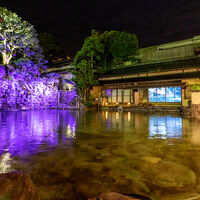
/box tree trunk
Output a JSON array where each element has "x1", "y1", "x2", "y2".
[
  {"x1": 84, "y1": 90, "x2": 86, "y2": 103},
  {"x1": 84, "y1": 88, "x2": 90, "y2": 102},
  {"x1": 91, "y1": 54, "x2": 93, "y2": 69},
  {"x1": 2, "y1": 52, "x2": 7, "y2": 65},
  {"x1": 2, "y1": 52, "x2": 12, "y2": 66},
  {"x1": 105, "y1": 57, "x2": 107, "y2": 71},
  {"x1": 2, "y1": 52, "x2": 9, "y2": 78}
]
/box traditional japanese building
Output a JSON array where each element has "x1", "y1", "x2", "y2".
[{"x1": 91, "y1": 35, "x2": 200, "y2": 116}]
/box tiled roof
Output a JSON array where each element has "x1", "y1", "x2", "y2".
[{"x1": 100, "y1": 56, "x2": 200, "y2": 78}]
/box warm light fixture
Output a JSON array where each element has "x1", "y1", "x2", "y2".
[
  {"x1": 116, "y1": 102, "x2": 119, "y2": 105},
  {"x1": 106, "y1": 102, "x2": 108, "y2": 105}
]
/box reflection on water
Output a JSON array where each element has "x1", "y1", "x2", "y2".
[
  {"x1": 0, "y1": 150, "x2": 12, "y2": 173},
  {"x1": 101, "y1": 111, "x2": 183, "y2": 139},
  {"x1": 1, "y1": 110, "x2": 200, "y2": 200},
  {"x1": 0, "y1": 110, "x2": 77, "y2": 156},
  {"x1": 149, "y1": 116, "x2": 182, "y2": 139}
]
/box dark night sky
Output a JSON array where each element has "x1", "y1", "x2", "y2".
[{"x1": 1, "y1": 0, "x2": 200, "y2": 56}]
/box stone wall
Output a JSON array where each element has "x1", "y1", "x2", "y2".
[
  {"x1": 191, "y1": 104, "x2": 200, "y2": 120},
  {"x1": 0, "y1": 79, "x2": 58, "y2": 110},
  {"x1": 0, "y1": 78, "x2": 77, "y2": 110},
  {"x1": 190, "y1": 90, "x2": 200, "y2": 119}
]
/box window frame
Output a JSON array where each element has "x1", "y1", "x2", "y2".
[{"x1": 148, "y1": 86, "x2": 182, "y2": 103}]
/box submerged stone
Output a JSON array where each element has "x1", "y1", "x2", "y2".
[
  {"x1": 141, "y1": 161, "x2": 196, "y2": 189},
  {"x1": 88, "y1": 192, "x2": 145, "y2": 200},
  {"x1": 142, "y1": 157, "x2": 161, "y2": 164},
  {"x1": 0, "y1": 151, "x2": 13, "y2": 173},
  {"x1": 0, "y1": 171, "x2": 39, "y2": 200}
]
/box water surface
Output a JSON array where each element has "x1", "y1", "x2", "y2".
[{"x1": 0, "y1": 110, "x2": 200, "y2": 200}]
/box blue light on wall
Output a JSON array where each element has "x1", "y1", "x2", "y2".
[{"x1": 149, "y1": 87, "x2": 181, "y2": 103}]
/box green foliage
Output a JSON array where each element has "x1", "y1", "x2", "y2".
[
  {"x1": 189, "y1": 83, "x2": 200, "y2": 91},
  {"x1": 99, "y1": 30, "x2": 138, "y2": 70},
  {"x1": 98, "y1": 30, "x2": 115, "y2": 70},
  {"x1": 84, "y1": 94, "x2": 95, "y2": 108},
  {"x1": 73, "y1": 30, "x2": 138, "y2": 102},
  {"x1": 72, "y1": 31, "x2": 104, "y2": 100},
  {"x1": 0, "y1": 7, "x2": 44, "y2": 67},
  {"x1": 109, "y1": 31, "x2": 138, "y2": 59}
]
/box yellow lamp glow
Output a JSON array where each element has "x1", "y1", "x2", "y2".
[
  {"x1": 116, "y1": 112, "x2": 119, "y2": 120},
  {"x1": 128, "y1": 112, "x2": 131, "y2": 121}
]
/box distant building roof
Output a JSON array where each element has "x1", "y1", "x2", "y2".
[
  {"x1": 99, "y1": 35, "x2": 200, "y2": 84},
  {"x1": 136, "y1": 35, "x2": 200, "y2": 63}
]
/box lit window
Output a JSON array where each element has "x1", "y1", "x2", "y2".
[
  {"x1": 149, "y1": 87, "x2": 181, "y2": 103},
  {"x1": 107, "y1": 89, "x2": 112, "y2": 102},
  {"x1": 112, "y1": 89, "x2": 117, "y2": 102},
  {"x1": 118, "y1": 89, "x2": 122, "y2": 102},
  {"x1": 124, "y1": 89, "x2": 130, "y2": 102},
  {"x1": 106, "y1": 89, "x2": 111, "y2": 97}
]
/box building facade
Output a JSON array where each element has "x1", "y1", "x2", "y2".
[{"x1": 91, "y1": 35, "x2": 200, "y2": 116}]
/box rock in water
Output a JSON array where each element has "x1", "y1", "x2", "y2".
[
  {"x1": 140, "y1": 160, "x2": 196, "y2": 189},
  {"x1": 0, "y1": 152, "x2": 13, "y2": 173},
  {"x1": 0, "y1": 171, "x2": 40, "y2": 200},
  {"x1": 88, "y1": 192, "x2": 142, "y2": 200},
  {"x1": 142, "y1": 157, "x2": 161, "y2": 164}
]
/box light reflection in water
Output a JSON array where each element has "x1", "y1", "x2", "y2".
[
  {"x1": 0, "y1": 150, "x2": 13, "y2": 173},
  {"x1": 66, "y1": 122, "x2": 76, "y2": 138},
  {"x1": 128, "y1": 112, "x2": 131, "y2": 122},
  {"x1": 102, "y1": 111, "x2": 183, "y2": 139},
  {"x1": 0, "y1": 111, "x2": 184, "y2": 159},
  {"x1": 0, "y1": 110, "x2": 197, "y2": 199},
  {"x1": 0, "y1": 110, "x2": 77, "y2": 157},
  {"x1": 105, "y1": 111, "x2": 108, "y2": 119},
  {"x1": 149, "y1": 115, "x2": 182, "y2": 139},
  {"x1": 116, "y1": 112, "x2": 119, "y2": 120}
]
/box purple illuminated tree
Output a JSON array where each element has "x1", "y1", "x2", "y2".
[{"x1": 0, "y1": 7, "x2": 46, "y2": 71}]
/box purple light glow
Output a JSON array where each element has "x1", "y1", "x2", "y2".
[
  {"x1": 0, "y1": 110, "x2": 77, "y2": 156},
  {"x1": 0, "y1": 66, "x2": 5, "y2": 78},
  {"x1": 0, "y1": 64, "x2": 78, "y2": 110},
  {"x1": 0, "y1": 78, "x2": 59, "y2": 109},
  {"x1": 106, "y1": 89, "x2": 111, "y2": 97},
  {"x1": 60, "y1": 89, "x2": 77, "y2": 107}
]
